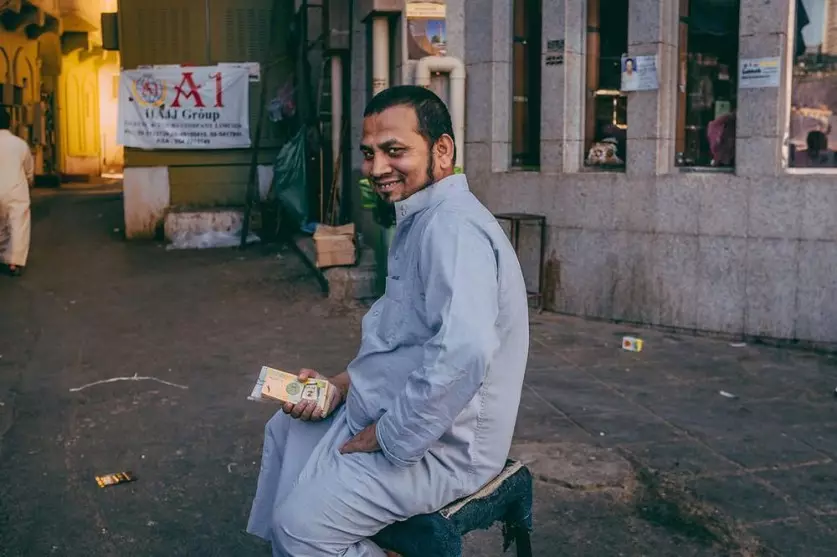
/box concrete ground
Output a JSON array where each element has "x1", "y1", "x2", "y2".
[{"x1": 2, "y1": 187, "x2": 837, "y2": 556}]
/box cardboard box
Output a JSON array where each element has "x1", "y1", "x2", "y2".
[
  {"x1": 621, "y1": 336, "x2": 644, "y2": 352},
  {"x1": 313, "y1": 223, "x2": 356, "y2": 268}
]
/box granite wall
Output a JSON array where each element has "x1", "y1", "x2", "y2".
[{"x1": 461, "y1": 0, "x2": 837, "y2": 343}]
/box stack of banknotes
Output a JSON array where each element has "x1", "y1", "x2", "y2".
[{"x1": 248, "y1": 366, "x2": 338, "y2": 417}]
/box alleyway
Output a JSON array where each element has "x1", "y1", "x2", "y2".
[{"x1": 2, "y1": 189, "x2": 837, "y2": 556}]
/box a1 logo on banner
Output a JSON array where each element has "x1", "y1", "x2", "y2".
[{"x1": 132, "y1": 75, "x2": 167, "y2": 108}]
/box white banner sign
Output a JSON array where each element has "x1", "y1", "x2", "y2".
[{"x1": 118, "y1": 66, "x2": 251, "y2": 150}]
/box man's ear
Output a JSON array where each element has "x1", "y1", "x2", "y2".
[{"x1": 433, "y1": 134, "x2": 455, "y2": 170}]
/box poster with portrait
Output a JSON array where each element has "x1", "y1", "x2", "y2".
[
  {"x1": 620, "y1": 55, "x2": 659, "y2": 92},
  {"x1": 406, "y1": 1, "x2": 447, "y2": 60}
]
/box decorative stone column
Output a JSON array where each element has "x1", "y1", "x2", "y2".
[
  {"x1": 463, "y1": 0, "x2": 513, "y2": 177},
  {"x1": 735, "y1": 0, "x2": 791, "y2": 177},
  {"x1": 626, "y1": 0, "x2": 679, "y2": 177},
  {"x1": 540, "y1": 0, "x2": 586, "y2": 173}
]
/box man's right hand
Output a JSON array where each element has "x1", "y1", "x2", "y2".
[{"x1": 282, "y1": 368, "x2": 346, "y2": 422}]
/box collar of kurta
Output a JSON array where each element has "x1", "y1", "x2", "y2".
[{"x1": 393, "y1": 173, "x2": 469, "y2": 224}]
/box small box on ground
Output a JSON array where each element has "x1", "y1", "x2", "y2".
[
  {"x1": 313, "y1": 223, "x2": 357, "y2": 268},
  {"x1": 622, "y1": 336, "x2": 644, "y2": 352}
]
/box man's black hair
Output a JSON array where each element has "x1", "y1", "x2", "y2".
[
  {"x1": 363, "y1": 85, "x2": 455, "y2": 161},
  {"x1": 0, "y1": 108, "x2": 10, "y2": 130}
]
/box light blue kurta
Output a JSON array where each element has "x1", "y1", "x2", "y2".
[{"x1": 247, "y1": 174, "x2": 530, "y2": 556}]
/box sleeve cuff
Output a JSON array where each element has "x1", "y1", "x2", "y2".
[{"x1": 376, "y1": 416, "x2": 414, "y2": 468}]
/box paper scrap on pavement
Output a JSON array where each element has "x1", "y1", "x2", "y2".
[{"x1": 96, "y1": 471, "x2": 137, "y2": 488}]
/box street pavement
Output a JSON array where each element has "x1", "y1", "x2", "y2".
[{"x1": 2, "y1": 187, "x2": 837, "y2": 556}]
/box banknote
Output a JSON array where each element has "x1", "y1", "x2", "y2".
[{"x1": 249, "y1": 366, "x2": 337, "y2": 417}]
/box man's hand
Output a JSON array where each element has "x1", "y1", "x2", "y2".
[
  {"x1": 339, "y1": 423, "x2": 380, "y2": 455},
  {"x1": 282, "y1": 368, "x2": 345, "y2": 421}
]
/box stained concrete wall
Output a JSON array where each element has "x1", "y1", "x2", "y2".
[
  {"x1": 461, "y1": 0, "x2": 837, "y2": 343},
  {"x1": 123, "y1": 164, "x2": 275, "y2": 239}
]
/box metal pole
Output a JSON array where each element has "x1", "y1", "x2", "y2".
[
  {"x1": 204, "y1": 0, "x2": 212, "y2": 63},
  {"x1": 371, "y1": 16, "x2": 392, "y2": 268},
  {"x1": 239, "y1": 0, "x2": 281, "y2": 249}
]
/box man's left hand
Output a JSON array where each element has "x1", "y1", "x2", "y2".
[{"x1": 339, "y1": 423, "x2": 380, "y2": 455}]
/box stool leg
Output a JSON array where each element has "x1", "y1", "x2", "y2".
[
  {"x1": 505, "y1": 487, "x2": 533, "y2": 557},
  {"x1": 537, "y1": 219, "x2": 546, "y2": 311},
  {"x1": 515, "y1": 527, "x2": 533, "y2": 557}
]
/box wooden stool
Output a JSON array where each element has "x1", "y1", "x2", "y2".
[{"x1": 373, "y1": 460, "x2": 534, "y2": 557}]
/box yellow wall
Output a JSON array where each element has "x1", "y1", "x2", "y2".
[
  {"x1": 0, "y1": 27, "x2": 44, "y2": 173},
  {"x1": 101, "y1": 0, "x2": 122, "y2": 171},
  {"x1": 98, "y1": 58, "x2": 122, "y2": 173},
  {"x1": 58, "y1": 50, "x2": 123, "y2": 176},
  {"x1": 2, "y1": 2, "x2": 119, "y2": 179},
  {"x1": 59, "y1": 49, "x2": 101, "y2": 175},
  {"x1": 1, "y1": 30, "x2": 40, "y2": 104},
  {"x1": 0, "y1": 35, "x2": 13, "y2": 85},
  {"x1": 56, "y1": 0, "x2": 123, "y2": 177},
  {"x1": 35, "y1": 0, "x2": 61, "y2": 18}
]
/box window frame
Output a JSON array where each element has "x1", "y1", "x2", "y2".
[
  {"x1": 784, "y1": 0, "x2": 837, "y2": 172},
  {"x1": 511, "y1": 0, "x2": 542, "y2": 169},
  {"x1": 583, "y1": 0, "x2": 629, "y2": 172},
  {"x1": 674, "y1": 0, "x2": 741, "y2": 171}
]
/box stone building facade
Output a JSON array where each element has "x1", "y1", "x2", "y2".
[
  {"x1": 346, "y1": 0, "x2": 837, "y2": 344},
  {"x1": 461, "y1": 0, "x2": 836, "y2": 344}
]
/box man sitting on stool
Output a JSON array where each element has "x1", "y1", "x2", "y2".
[{"x1": 246, "y1": 85, "x2": 531, "y2": 556}]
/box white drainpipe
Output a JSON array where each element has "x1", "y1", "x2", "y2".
[
  {"x1": 371, "y1": 17, "x2": 390, "y2": 95},
  {"x1": 330, "y1": 55, "x2": 343, "y2": 177},
  {"x1": 415, "y1": 56, "x2": 466, "y2": 169},
  {"x1": 370, "y1": 16, "x2": 395, "y2": 261}
]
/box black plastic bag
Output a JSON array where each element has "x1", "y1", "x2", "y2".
[{"x1": 270, "y1": 126, "x2": 309, "y2": 228}]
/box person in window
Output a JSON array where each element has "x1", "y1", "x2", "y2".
[
  {"x1": 707, "y1": 111, "x2": 736, "y2": 167},
  {"x1": 794, "y1": 130, "x2": 835, "y2": 168}
]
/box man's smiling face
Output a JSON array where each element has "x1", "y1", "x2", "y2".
[{"x1": 360, "y1": 105, "x2": 433, "y2": 204}]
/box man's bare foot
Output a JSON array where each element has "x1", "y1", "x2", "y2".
[
  {"x1": 384, "y1": 552, "x2": 402, "y2": 557},
  {"x1": 7, "y1": 265, "x2": 21, "y2": 276}
]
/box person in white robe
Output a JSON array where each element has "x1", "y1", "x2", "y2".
[
  {"x1": 247, "y1": 85, "x2": 530, "y2": 557},
  {"x1": 0, "y1": 108, "x2": 34, "y2": 276}
]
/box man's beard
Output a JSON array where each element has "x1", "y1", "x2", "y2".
[
  {"x1": 373, "y1": 194, "x2": 397, "y2": 227},
  {"x1": 424, "y1": 150, "x2": 435, "y2": 190},
  {"x1": 373, "y1": 153, "x2": 435, "y2": 227}
]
